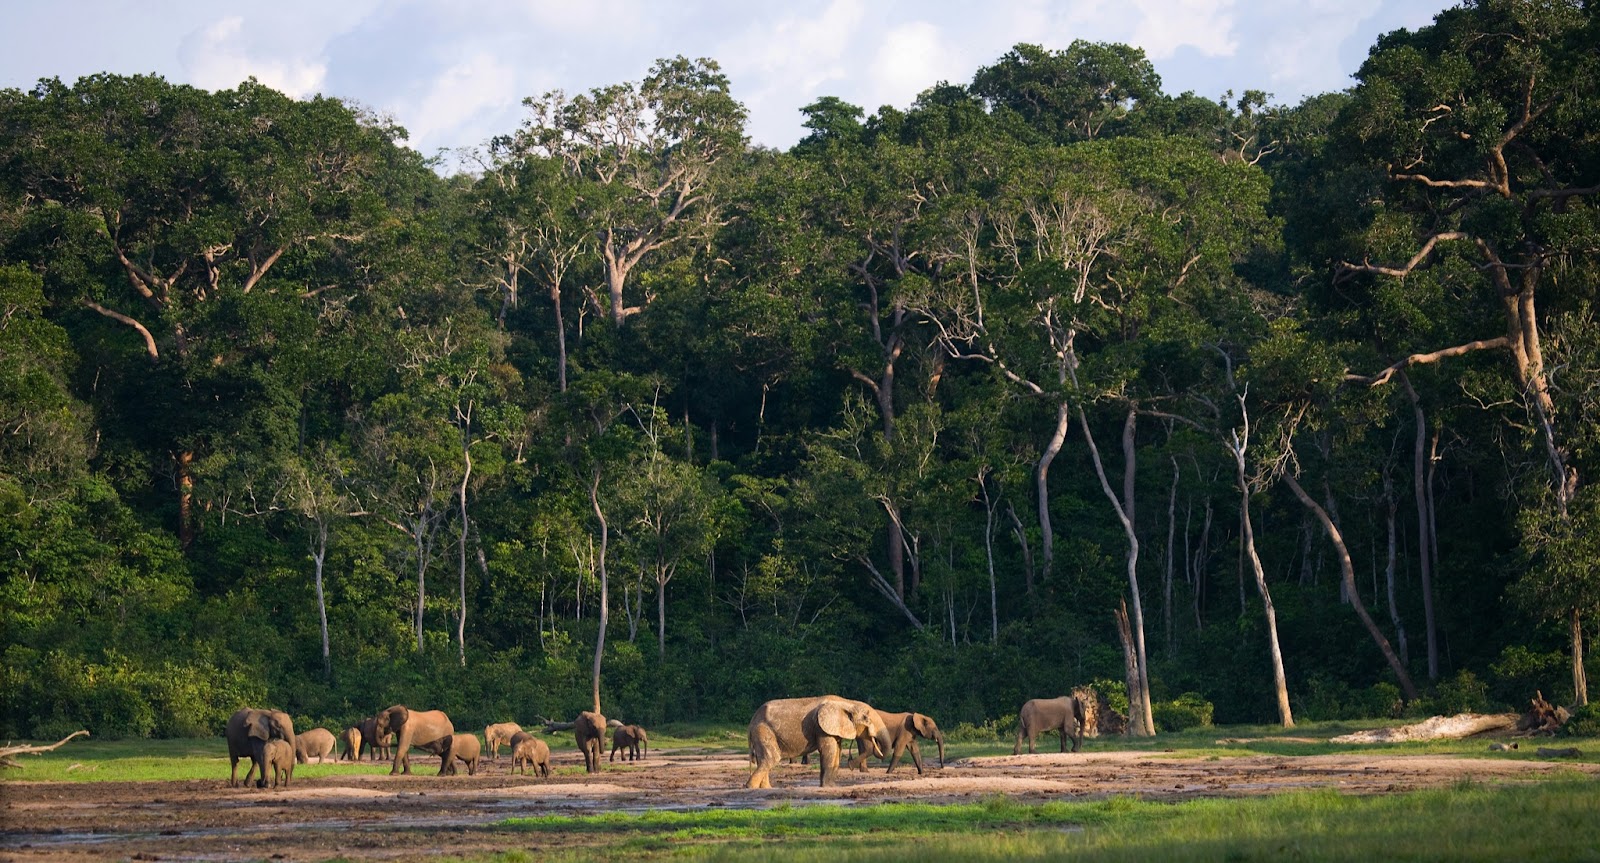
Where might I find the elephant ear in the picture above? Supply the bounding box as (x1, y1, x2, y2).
(812, 701, 856, 739)
(913, 714, 937, 738)
(247, 714, 271, 741)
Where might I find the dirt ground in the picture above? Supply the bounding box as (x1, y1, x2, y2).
(3, 748, 1597, 863)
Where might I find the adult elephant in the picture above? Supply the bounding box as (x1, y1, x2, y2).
(747, 696, 885, 789)
(849, 710, 945, 774)
(1013, 695, 1087, 754)
(358, 715, 393, 761)
(225, 708, 296, 789)
(295, 727, 337, 763)
(484, 722, 522, 762)
(338, 726, 362, 761)
(373, 705, 455, 775)
(574, 711, 607, 774)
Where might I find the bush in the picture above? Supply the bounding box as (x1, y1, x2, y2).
(1426, 670, 1493, 716)
(1489, 645, 1569, 707)
(946, 714, 1014, 743)
(1152, 692, 1214, 732)
(1562, 703, 1600, 737)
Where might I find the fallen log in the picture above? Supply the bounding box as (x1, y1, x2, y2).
(1535, 747, 1582, 759)
(1330, 713, 1518, 744)
(0, 730, 90, 769)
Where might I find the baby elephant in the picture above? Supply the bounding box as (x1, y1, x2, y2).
(264, 738, 295, 788)
(510, 731, 550, 777)
(443, 733, 481, 776)
(610, 724, 648, 762)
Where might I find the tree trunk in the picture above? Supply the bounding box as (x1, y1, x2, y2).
(589, 469, 609, 715)
(657, 568, 668, 660)
(1229, 410, 1292, 727)
(312, 519, 331, 682)
(1006, 502, 1035, 596)
(1036, 403, 1070, 580)
(551, 281, 568, 392)
(1383, 469, 1409, 667)
(458, 443, 472, 668)
(1283, 472, 1419, 701)
(1165, 458, 1178, 655)
(1114, 600, 1145, 733)
(1399, 372, 1439, 680)
(979, 468, 998, 644)
(177, 450, 195, 549)
(1572, 609, 1589, 708)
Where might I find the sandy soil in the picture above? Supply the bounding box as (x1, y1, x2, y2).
(3, 748, 1596, 863)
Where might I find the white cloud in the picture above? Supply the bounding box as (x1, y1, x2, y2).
(1259, 0, 1380, 91)
(1128, 0, 1238, 60)
(179, 16, 328, 97)
(399, 51, 521, 154)
(717, 0, 868, 146)
(866, 20, 953, 110)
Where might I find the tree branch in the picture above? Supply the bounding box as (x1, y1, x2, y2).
(1344, 336, 1511, 387)
(82, 300, 159, 359)
(1336, 232, 1472, 281)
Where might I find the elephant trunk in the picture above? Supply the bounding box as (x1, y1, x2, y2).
(250, 738, 269, 789)
(935, 732, 946, 767)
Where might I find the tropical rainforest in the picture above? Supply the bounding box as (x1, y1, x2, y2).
(2, 0, 1597, 740)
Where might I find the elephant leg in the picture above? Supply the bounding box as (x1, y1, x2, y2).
(817, 736, 841, 787)
(908, 740, 925, 775)
(1013, 727, 1023, 756)
(1059, 723, 1068, 753)
(229, 755, 240, 787)
(436, 737, 453, 777)
(250, 739, 268, 789)
(747, 725, 780, 789)
(883, 738, 906, 774)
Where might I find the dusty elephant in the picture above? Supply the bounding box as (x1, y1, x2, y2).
(509, 731, 550, 777)
(264, 738, 295, 788)
(358, 715, 393, 761)
(747, 696, 885, 789)
(1013, 695, 1087, 754)
(373, 704, 455, 775)
(225, 708, 296, 789)
(610, 724, 648, 762)
(338, 726, 362, 761)
(442, 733, 481, 776)
(574, 711, 607, 773)
(849, 710, 946, 774)
(295, 727, 337, 763)
(484, 722, 522, 762)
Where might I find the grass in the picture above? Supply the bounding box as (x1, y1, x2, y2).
(481, 781, 1600, 862)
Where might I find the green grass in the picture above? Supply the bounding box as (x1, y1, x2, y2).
(481, 781, 1600, 862)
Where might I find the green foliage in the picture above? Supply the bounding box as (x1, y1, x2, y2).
(1419, 670, 1494, 716)
(1489, 645, 1569, 707)
(1152, 692, 1214, 732)
(1563, 703, 1600, 737)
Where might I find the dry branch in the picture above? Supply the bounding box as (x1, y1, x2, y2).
(1329, 713, 1517, 743)
(0, 730, 90, 768)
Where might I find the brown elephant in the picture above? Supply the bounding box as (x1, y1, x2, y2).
(358, 715, 393, 761)
(484, 722, 522, 762)
(338, 726, 362, 761)
(264, 738, 295, 788)
(373, 704, 455, 775)
(295, 727, 337, 764)
(509, 731, 550, 777)
(610, 724, 648, 762)
(574, 711, 607, 773)
(442, 733, 481, 776)
(747, 696, 885, 789)
(225, 707, 296, 789)
(1013, 695, 1087, 754)
(848, 710, 946, 774)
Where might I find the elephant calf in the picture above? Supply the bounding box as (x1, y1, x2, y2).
(849, 711, 946, 774)
(610, 724, 648, 762)
(264, 738, 295, 788)
(509, 732, 550, 778)
(295, 727, 337, 764)
(484, 722, 522, 762)
(338, 726, 362, 762)
(443, 733, 482, 776)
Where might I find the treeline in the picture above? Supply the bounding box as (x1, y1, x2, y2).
(2, 0, 1597, 740)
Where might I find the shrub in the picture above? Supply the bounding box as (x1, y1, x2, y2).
(946, 714, 1014, 743)
(1562, 703, 1600, 737)
(1152, 692, 1214, 732)
(1489, 645, 1568, 707)
(1427, 670, 1493, 715)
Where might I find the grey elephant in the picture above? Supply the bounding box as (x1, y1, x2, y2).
(338, 726, 362, 761)
(610, 724, 648, 762)
(509, 731, 550, 777)
(226, 707, 296, 789)
(849, 710, 945, 774)
(442, 733, 481, 776)
(373, 704, 456, 775)
(295, 727, 337, 763)
(574, 711, 607, 773)
(484, 722, 522, 762)
(358, 715, 394, 761)
(747, 696, 885, 789)
(264, 738, 295, 788)
(1013, 695, 1087, 754)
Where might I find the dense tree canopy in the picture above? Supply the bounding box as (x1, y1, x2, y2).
(2, 0, 1596, 739)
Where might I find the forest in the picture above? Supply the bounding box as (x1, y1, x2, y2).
(1, 0, 1597, 741)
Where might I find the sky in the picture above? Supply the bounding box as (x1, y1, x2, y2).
(1, 1, 1458, 161)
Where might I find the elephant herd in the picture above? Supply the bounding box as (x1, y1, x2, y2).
(225, 691, 1093, 791)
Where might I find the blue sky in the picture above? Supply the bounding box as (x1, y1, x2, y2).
(2, 1, 1456, 159)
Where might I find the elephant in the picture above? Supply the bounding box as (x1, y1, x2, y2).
(610, 724, 648, 762)
(442, 733, 481, 776)
(226, 707, 296, 789)
(338, 726, 363, 762)
(848, 711, 946, 774)
(1013, 695, 1087, 754)
(746, 696, 885, 789)
(295, 727, 337, 764)
(574, 711, 607, 773)
(509, 731, 550, 777)
(358, 715, 394, 761)
(373, 704, 455, 775)
(264, 738, 295, 788)
(484, 722, 522, 762)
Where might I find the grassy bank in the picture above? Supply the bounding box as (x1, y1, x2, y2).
(491, 781, 1600, 862)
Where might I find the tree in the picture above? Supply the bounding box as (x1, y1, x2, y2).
(971, 42, 1163, 143)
